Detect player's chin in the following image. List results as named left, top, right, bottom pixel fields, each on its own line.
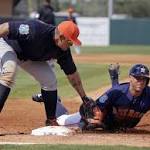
left=135, top=86, right=145, bottom=92
left=59, top=45, right=69, bottom=51
left=61, top=47, right=68, bottom=51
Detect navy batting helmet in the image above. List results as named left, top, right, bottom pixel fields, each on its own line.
left=129, top=64, right=150, bottom=85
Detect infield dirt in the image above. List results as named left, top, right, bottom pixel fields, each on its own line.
left=0, top=54, right=150, bottom=147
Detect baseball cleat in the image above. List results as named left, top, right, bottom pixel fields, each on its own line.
left=32, top=93, right=44, bottom=102
left=45, top=118, right=59, bottom=126
left=108, top=63, right=120, bottom=84
left=32, top=94, right=62, bottom=103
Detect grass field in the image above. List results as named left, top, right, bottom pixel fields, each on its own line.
left=10, top=63, right=129, bottom=99
left=1, top=144, right=150, bottom=150
left=80, top=45, right=150, bottom=54
left=10, top=45, right=150, bottom=99
left=3, top=45, right=150, bottom=149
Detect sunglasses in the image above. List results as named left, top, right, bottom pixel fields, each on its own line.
left=60, top=35, right=73, bottom=46
left=67, top=40, right=73, bottom=46
left=133, top=75, right=148, bottom=81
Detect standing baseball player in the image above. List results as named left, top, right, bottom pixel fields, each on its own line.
left=56, top=64, right=150, bottom=132
left=32, top=6, right=81, bottom=103
left=67, top=6, right=81, bottom=55
left=0, top=20, right=92, bottom=126
left=38, top=0, right=56, bottom=25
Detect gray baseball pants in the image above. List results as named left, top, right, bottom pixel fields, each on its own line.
left=0, top=38, right=57, bottom=90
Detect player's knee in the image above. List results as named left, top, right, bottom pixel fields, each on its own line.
left=41, top=78, right=57, bottom=91
left=0, top=61, right=17, bottom=87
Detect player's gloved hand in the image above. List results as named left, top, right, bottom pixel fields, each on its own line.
left=80, top=96, right=103, bottom=130
left=82, top=96, right=96, bottom=106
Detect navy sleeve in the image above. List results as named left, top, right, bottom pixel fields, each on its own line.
left=57, top=49, right=77, bottom=75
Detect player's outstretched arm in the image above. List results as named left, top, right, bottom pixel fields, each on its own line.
left=67, top=71, right=86, bottom=99
left=0, top=23, right=9, bottom=37
left=79, top=102, right=106, bottom=130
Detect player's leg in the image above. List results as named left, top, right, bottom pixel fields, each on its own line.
left=19, top=60, right=58, bottom=126
left=32, top=93, right=68, bottom=117
left=0, top=38, right=18, bottom=112
left=30, top=59, right=68, bottom=118
left=57, top=112, right=81, bottom=126
left=56, top=100, right=68, bottom=117
left=32, top=59, right=55, bottom=103
left=108, top=63, right=120, bottom=87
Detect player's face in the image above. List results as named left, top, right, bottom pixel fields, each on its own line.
left=129, top=75, right=147, bottom=94
left=55, top=34, right=73, bottom=51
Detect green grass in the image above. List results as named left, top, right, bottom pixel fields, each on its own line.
left=10, top=64, right=129, bottom=99
left=10, top=45, right=150, bottom=99
left=2, top=46, right=150, bottom=149
left=0, top=145, right=149, bottom=150
left=10, top=67, right=40, bottom=99
left=74, top=45, right=150, bottom=55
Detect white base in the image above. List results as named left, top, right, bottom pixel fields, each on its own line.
left=31, top=126, right=74, bottom=136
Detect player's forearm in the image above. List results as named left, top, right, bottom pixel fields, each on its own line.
left=0, top=23, right=9, bottom=37
left=67, top=71, right=86, bottom=98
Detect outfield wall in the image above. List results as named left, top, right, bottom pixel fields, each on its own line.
left=1, top=16, right=150, bottom=46
left=76, top=17, right=150, bottom=46
left=76, top=17, right=110, bottom=46
left=110, top=19, right=150, bottom=45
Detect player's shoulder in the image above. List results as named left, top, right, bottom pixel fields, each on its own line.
left=105, top=82, right=129, bottom=96
left=112, top=82, right=129, bottom=91
left=24, top=19, right=46, bottom=26
left=28, top=19, right=55, bottom=33
left=119, top=82, right=129, bottom=88
left=10, top=19, right=44, bottom=29
left=27, top=19, right=46, bottom=26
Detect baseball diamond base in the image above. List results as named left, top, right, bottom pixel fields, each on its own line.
left=1, top=53, right=150, bottom=145
left=31, top=126, right=76, bottom=136
left=0, top=94, right=150, bottom=146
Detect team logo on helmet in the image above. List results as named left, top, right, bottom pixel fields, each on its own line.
left=140, top=67, right=146, bottom=74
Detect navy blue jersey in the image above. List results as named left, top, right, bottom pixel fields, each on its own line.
left=96, top=83, right=150, bottom=130
left=4, top=20, right=76, bottom=75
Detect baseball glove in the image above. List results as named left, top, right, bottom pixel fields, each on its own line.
left=79, top=96, right=103, bottom=130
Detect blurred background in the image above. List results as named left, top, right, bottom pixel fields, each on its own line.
left=0, top=0, right=150, bottom=99
left=0, top=0, right=150, bottom=46
left=1, top=0, right=150, bottom=18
